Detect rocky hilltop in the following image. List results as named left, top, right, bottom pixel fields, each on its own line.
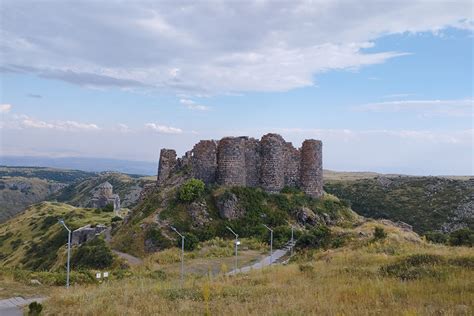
left=157, top=133, right=323, bottom=197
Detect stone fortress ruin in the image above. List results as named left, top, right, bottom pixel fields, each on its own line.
left=157, top=133, right=323, bottom=198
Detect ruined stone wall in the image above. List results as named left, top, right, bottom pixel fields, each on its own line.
left=191, top=140, right=217, bottom=184
left=217, top=137, right=247, bottom=186
left=156, top=133, right=323, bottom=197
left=260, top=134, right=285, bottom=192
left=157, top=149, right=177, bottom=186
left=244, top=138, right=261, bottom=187
left=283, top=142, right=301, bottom=188
left=300, top=140, right=323, bottom=198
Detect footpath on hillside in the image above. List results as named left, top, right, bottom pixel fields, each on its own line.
left=227, top=241, right=295, bottom=275
left=0, top=296, right=46, bottom=316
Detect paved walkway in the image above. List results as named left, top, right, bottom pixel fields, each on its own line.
left=0, top=296, right=46, bottom=316
left=227, top=241, right=295, bottom=275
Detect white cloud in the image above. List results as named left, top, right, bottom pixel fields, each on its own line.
left=355, top=99, right=474, bottom=117
left=179, top=99, right=210, bottom=111
left=116, top=123, right=131, bottom=133
left=277, top=128, right=473, bottom=145
left=1, top=1, right=471, bottom=94
left=145, top=123, right=183, bottom=134
left=2, top=114, right=100, bottom=131
left=0, top=104, right=12, bottom=113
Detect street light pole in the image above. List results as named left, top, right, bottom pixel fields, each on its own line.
left=286, top=220, right=295, bottom=256
left=226, top=226, right=239, bottom=273
left=58, top=219, right=71, bottom=289
left=263, top=224, right=273, bottom=266
left=170, top=226, right=185, bottom=282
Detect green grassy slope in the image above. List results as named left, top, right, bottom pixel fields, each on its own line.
left=50, top=172, right=155, bottom=209
left=112, top=178, right=359, bottom=257
left=45, top=220, right=474, bottom=315
left=0, top=202, right=115, bottom=270
left=324, top=176, right=474, bottom=234
left=0, top=166, right=96, bottom=222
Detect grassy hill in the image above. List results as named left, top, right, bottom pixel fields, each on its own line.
left=0, top=166, right=155, bottom=223
left=0, top=167, right=95, bottom=223
left=0, top=202, right=116, bottom=270
left=50, top=172, right=155, bottom=209
left=112, top=174, right=359, bottom=257
left=2, top=177, right=473, bottom=314
left=43, top=220, right=474, bottom=315
left=324, top=175, right=474, bottom=234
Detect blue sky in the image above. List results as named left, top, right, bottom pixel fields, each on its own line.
left=0, top=1, right=472, bottom=175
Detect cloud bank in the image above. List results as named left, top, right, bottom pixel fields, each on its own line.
left=1, top=1, right=471, bottom=94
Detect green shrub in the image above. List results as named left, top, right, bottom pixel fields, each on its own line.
left=373, top=227, right=387, bottom=240
left=380, top=254, right=446, bottom=280
left=28, top=301, right=43, bottom=315
left=102, top=203, right=114, bottom=212
left=179, top=179, right=205, bottom=202
left=296, top=226, right=331, bottom=249
left=111, top=216, right=123, bottom=223
left=182, top=232, right=199, bottom=251
left=449, top=228, right=474, bottom=247
left=41, top=215, right=59, bottom=230
left=145, top=227, right=172, bottom=250
left=71, top=238, right=114, bottom=269
left=281, top=186, right=302, bottom=194
left=424, top=231, right=448, bottom=244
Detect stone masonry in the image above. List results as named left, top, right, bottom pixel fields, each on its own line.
left=157, top=133, right=323, bottom=198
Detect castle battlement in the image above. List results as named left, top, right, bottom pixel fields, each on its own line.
left=157, top=133, right=323, bottom=197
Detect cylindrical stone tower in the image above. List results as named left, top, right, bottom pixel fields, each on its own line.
left=260, top=133, right=285, bottom=192
left=192, top=140, right=218, bottom=184
left=157, top=149, right=177, bottom=186
left=217, top=137, right=247, bottom=186
left=300, top=140, right=323, bottom=198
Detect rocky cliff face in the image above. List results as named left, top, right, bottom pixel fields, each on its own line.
left=157, top=133, right=323, bottom=197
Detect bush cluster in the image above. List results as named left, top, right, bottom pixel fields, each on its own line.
left=71, top=237, right=114, bottom=269
left=373, top=227, right=387, bottom=240
left=296, top=226, right=331, bottom=249
left=179, top=179, right=205, bottom=202
left=424, top=228, right=473, bottom=247
left=380, top=254, right=447, bottom=280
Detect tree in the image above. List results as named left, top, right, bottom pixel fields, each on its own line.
left=449, top=228, right=474, bottom=247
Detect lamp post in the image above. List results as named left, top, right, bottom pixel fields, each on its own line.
left=263, top=224, right=273, bottom=266
left=170, top=226, right=185, bottom=282
left=58, top=219, right=71, bottom=288
left=286, top=220, right=295, bottom=256
left=226, top=226, right=239, bottom=273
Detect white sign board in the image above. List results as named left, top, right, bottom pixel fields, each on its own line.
left=96, top=272, right=102, bottom=279
left=103, top=272, right=109, bottom=278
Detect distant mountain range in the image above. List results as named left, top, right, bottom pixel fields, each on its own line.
left=0, top=156, right=157, bottom=176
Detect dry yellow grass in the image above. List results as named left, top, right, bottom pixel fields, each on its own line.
left=43, top=232, right=474, bottom=315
